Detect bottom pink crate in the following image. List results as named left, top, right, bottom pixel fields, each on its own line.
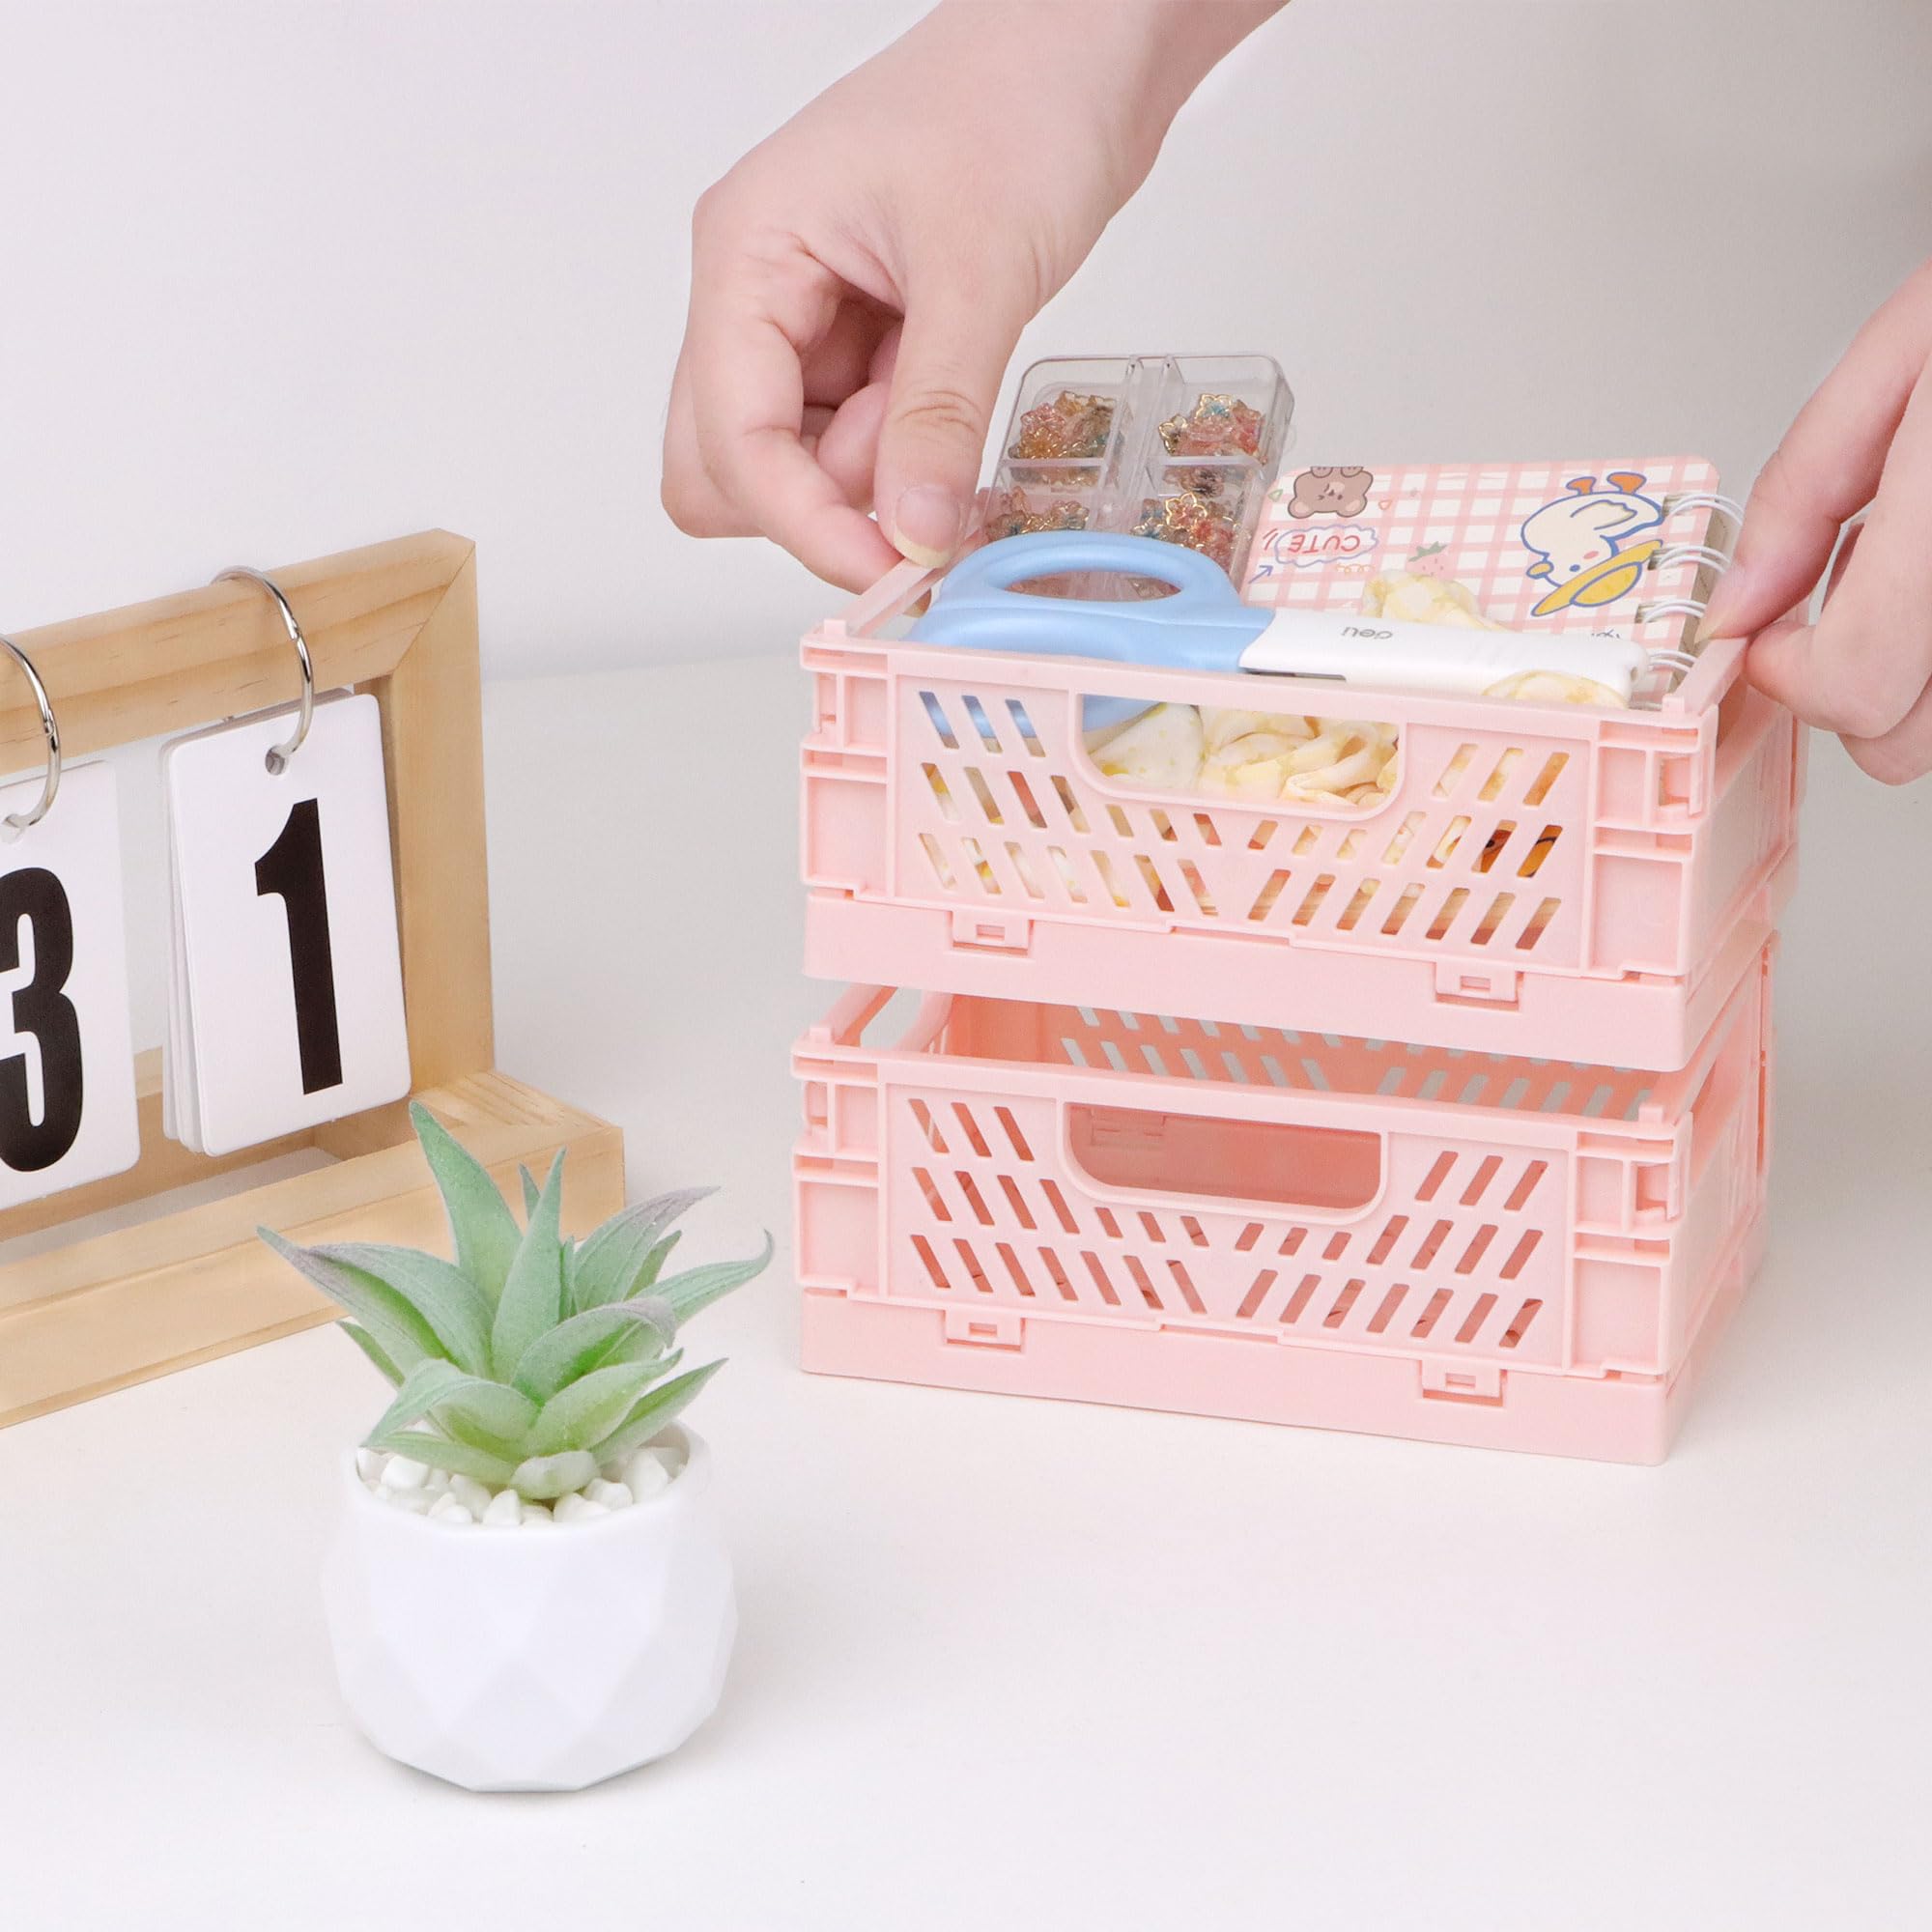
left=793, top=938, right=1774, bottom=1463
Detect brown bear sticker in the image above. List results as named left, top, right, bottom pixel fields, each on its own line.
left=1287, top=466, right=1374, bottom=519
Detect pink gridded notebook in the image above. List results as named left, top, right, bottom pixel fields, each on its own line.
left=1240, top=456, right=1730, bottom=655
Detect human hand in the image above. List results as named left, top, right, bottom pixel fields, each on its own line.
left=1699, top=260, right=1932, bottom=781
left=662, top=1, right=1284, bottom=591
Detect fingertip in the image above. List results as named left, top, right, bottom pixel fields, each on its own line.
left=1843, top=734, right=1927, bottom=786
left=813, top=517, right=903, bottom=593
left=1746, top=616, right=1914, bottom=740
left=886, top=484, right=969, bottom=569
left=1696, top=548, right=1807, bottom=644
left=1692, top=561, right=1754, bottom=643
left=1742, top=616, right=1808, bottom=701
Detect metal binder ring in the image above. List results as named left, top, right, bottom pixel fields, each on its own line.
left=0, top=634, right=62, bottom=833
left=216, top=565, right=314, bottom=774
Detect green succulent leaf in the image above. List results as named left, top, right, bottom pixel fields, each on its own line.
left=570, top=1187, right=715, bottom=1313
left=526, top=1360, right=664, bottom=1457
left=435, top=1384, right=539, bottom=1455
left=367, top=1358, right=538, bottom=1450
left=635, top=1230, right=680, bottom=1292
left=409, top=1101, right=522, bottom=1307
left=492, top=1150, right=566, bottom=1380
left=440, top=1410, right=526, bottom=1462
left=367, top=1358, right=464, bottom=1436
left=338, top=1321, right=405, bottom=1387
left=510, top=1450, right=600, bottom=1501
left=365, top=1429, right=518, bottom=1488
left=652, top=1232, right=774, bottom=1326
left=315, top=1242, right=494, bottom=1378
left=268, top=1136, right=751, bottom=1470
left=510, top=1300, right=676, bottom=1405
left=258, top=1229, right=440, bottom=1375
left=589, top=1359, right=725, bottom=1465
left=519, top=1166, right=542, bottom=1220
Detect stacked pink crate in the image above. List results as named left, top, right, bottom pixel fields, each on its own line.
left=793, top=361, right=1799, bottom=1462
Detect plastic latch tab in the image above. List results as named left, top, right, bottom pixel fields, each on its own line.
left=949, top=908, right=1032, bottom=952
left=1419, top=1359, right=1506, bottom=1403
left=943, top=1307, right=1024, bottom=1349
left=1434, top=959, right=1520, bottom=1006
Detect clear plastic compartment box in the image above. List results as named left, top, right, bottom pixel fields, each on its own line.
left=793, top=937, right=1774, bottom=1463
left=984, top=354, right=1293, bottom=585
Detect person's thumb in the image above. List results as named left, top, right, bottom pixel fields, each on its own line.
left=875, top=265, right=1035, bottom=568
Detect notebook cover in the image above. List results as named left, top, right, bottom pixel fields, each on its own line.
left=1241, top=457, right=1724, bottom=651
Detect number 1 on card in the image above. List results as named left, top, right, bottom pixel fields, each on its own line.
left=254, top=797, right=343, bottom=1095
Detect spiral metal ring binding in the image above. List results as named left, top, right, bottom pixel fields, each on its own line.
left=1654, top=542, right=1732, bottom=576
left=1662, top=490, right=1745, bottom=529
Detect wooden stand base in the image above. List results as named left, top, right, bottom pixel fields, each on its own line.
left=0, top=532, right=622, bottom=1432
left=0, top=1058, right=622, bottom=1430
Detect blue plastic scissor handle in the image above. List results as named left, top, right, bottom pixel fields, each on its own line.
left=907, top=532, right=1271, bottom=671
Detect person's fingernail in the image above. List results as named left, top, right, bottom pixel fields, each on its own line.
left=1693, top=561, right=1752, bottom=644
left=889, top=486, right=966, bottom=567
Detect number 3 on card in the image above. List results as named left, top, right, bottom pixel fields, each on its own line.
left=0, top=763, right=140, bottom=1209
left=164, top=694, right=411, bottom=1154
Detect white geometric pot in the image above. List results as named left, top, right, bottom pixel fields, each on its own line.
left=322, top=1425, right=735, bottom=1791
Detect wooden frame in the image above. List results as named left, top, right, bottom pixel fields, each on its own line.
left=0, top=532, right=623, bottom=1429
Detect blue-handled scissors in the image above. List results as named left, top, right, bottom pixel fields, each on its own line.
left=907, top=532, right=1644, bottom=726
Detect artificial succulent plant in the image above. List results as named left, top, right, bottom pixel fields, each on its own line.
left=260, top=1104, right=769, bottom=1501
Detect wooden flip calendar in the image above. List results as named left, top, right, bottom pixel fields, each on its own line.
left=0, top=531, right=623, bottom=1429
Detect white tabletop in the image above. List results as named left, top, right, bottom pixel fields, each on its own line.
left=5, top=653, right=1927, bottom=1929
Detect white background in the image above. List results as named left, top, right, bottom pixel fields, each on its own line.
left=1, top=5, right=1929, bottom=1926
left=0, top=0, right=1928, bottom=674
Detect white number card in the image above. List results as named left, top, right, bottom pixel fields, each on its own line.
left=0, top=761, right=140, bottom=1208
left=163, top=694, right=411, bottom=1155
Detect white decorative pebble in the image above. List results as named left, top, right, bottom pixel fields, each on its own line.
left=383, top=1485, right=435, bottom=1514
left=554, top=1493, right=609, bottom=1523
left=481, top=1489, right=522, bottom=1527
left=355, top=1447, right=388, bottom=1484
left=519, top=1508, right=555, bottom=1528
left=423, top=1466, right=452, bottom=1494
left=427, top=1494, right=474, bottom=1524
left=448, top=1475, right=492, bottom=1517
left=620, top=1449, right=673, bottom=1500
left=382, top=1455, right=430, bottom=1491
left=584, top=1478, right=633, bottom=1510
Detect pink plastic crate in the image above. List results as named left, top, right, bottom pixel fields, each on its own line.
left=802, top=561, right=1801, bottom=1068
left=794, top=938, right=1773, bottom=1463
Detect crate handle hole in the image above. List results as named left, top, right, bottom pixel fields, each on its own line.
left=1065, top=1104, right=1381, bottom=1212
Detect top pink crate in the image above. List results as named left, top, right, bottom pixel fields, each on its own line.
left=802, top=565, right=1801, bottom=1072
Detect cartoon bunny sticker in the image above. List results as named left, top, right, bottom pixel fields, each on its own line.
left=1519, top=472, right=1664, bottom=615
